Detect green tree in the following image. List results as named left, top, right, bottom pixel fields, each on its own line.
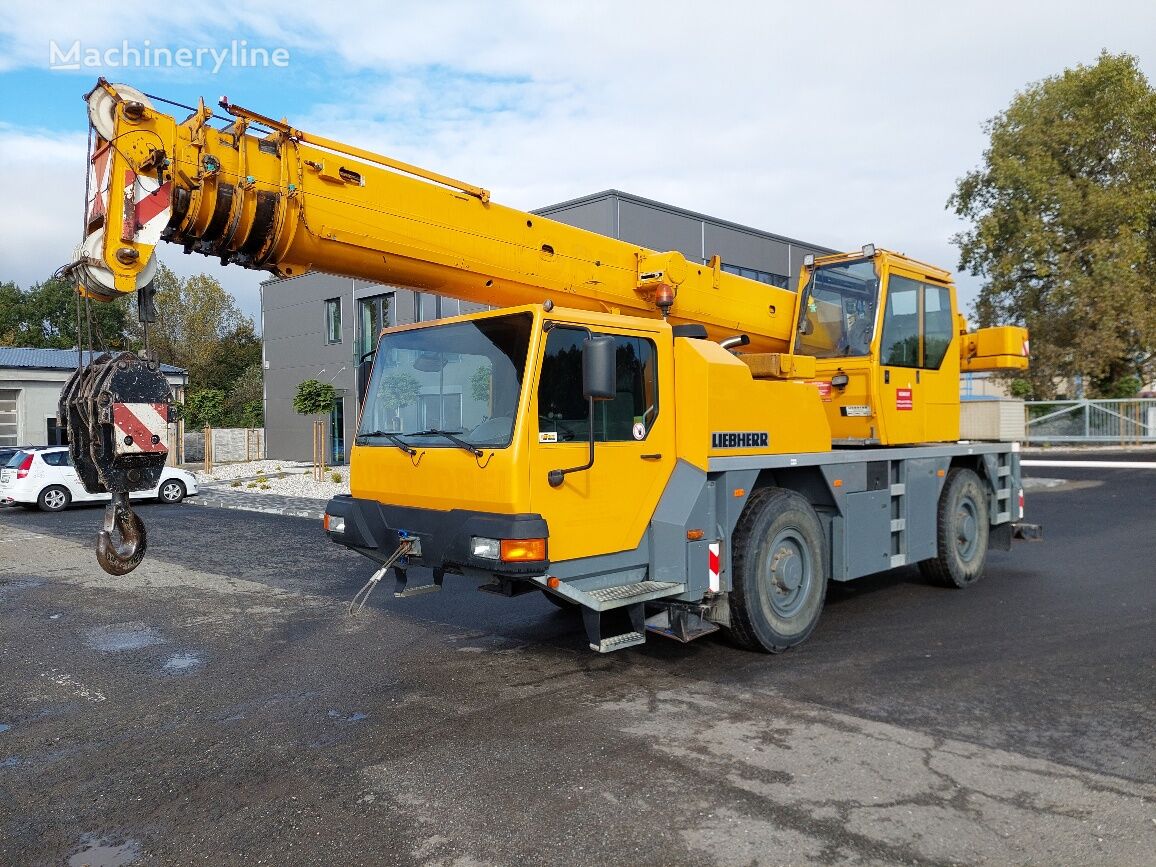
left=949, top=52, right=1156, bottom=398
left=469, top=363, right=492, bottom=405
left=225, top=362, right=264, bottom=428
left=132, top=264, right=258, bottom=390
left=377, top=371, right=421, bottom=428
left=293, top=379, right=338, bottom=416
left=0, top=276, right=130, bottom=349
left=184, top=388, right=228, bottom=428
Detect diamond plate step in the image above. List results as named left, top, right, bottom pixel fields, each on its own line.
left=591, top=631, right=646, bottom=653
left=586, top=580, right=682, bottom=606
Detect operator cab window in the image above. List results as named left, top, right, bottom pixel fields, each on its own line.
left=879, top=275, right=954, bottom=369
left=796, top=259, right=879, bottom=358
left=537, top=328, right=658, bottom=442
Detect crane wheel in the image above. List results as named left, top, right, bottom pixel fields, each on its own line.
left=918, top=467, right=989, bottom=588
left=727, top=487, right=827, bottom=653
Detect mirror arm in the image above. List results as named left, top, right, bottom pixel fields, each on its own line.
left=548, top=397, right=596, bottom=487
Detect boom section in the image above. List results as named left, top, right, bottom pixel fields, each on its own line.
left=78, top=80, right=797, bottom=353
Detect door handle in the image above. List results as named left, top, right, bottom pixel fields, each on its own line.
left=640, top=453, right=662, bottom=461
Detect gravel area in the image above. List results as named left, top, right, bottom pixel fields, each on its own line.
left=192, top=459, right=350, bottom=501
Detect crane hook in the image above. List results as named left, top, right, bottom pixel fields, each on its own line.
left=95, top=491, right=148, bottom=576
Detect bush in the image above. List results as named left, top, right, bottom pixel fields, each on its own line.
left=331, top=471, right=343, bottom=483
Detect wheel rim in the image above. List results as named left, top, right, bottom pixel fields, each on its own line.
left=162, top=482, right=181, bottom=501
left=763, top=528, right=813, bottom=618
left=955, top=497, right=980, bottom=561
left=44, top=489, right=66, bottom=509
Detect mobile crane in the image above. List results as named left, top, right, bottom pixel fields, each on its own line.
left=63, top=79, right=1034, bottom=652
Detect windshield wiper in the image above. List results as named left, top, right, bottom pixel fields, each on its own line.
left=357, top=430, right=417, bottom=455
left=405, top=429, right=483, bottom=457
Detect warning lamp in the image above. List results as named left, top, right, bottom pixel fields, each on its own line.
left=499, top=538, right=547, bottom=562
left=654, top=284, right=675, bottom=319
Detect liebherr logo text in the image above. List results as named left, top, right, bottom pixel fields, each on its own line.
left=711, top=431, right=769, bottom=449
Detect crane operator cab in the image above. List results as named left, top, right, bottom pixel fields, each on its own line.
left=794, top=246, right=962, bottom=446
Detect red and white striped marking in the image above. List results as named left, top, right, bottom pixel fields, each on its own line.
left=112, top=403, right=169, bottom=455
left=121, top=170, right=172, bottom=247
left=88, top=143, right=113, bottom=223
left=708, top=541, right=721, bottom=592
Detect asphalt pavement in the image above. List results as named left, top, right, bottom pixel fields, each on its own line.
left=1, top=450, right=1154, bottom=866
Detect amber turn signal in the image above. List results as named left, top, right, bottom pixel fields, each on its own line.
left=500, top=538, right=547, bottom=562
left=686, top=529, right=705, bottom=541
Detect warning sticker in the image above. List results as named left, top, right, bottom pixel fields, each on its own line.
left=806, top=380, right=832, bottom=401
left=896, top=388, right=914, bottom=411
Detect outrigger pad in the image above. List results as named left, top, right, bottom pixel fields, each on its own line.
left=59, top=351, right=174, bottom=495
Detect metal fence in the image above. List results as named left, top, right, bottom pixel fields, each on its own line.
left=1024, top=399, right=1156, bottom=444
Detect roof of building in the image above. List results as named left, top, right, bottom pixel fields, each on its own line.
left=534, top=189, right=841, bottom=254
left=0, top=347, right=186, bottom=375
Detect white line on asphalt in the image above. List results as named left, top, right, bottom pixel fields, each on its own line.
left=1022, top=460, right=1156, bottom=469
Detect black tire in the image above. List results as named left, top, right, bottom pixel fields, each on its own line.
left=919, top=468, right=989, bottom=588
left=157, top=479, right=186, bottom=504
left=727, top=487, right=828, bottom=653
left=37, top=485, right=71, bottom=512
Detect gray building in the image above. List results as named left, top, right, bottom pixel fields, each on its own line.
left=260, top=190, right=837, bottom=462
left=0, top=348, right=187, bottom=448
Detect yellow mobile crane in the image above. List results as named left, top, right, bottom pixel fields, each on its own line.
left=63, top=79, right=1034, bottom=652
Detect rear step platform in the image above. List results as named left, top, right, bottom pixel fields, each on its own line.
left=582, top=604, right=647, bottom=654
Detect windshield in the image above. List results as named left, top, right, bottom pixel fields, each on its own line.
left=795, top=258, right=880, bottom=358
left=357, top=312, right=533, bottom=449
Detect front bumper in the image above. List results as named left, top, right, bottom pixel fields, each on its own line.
left=323, top=495, right=550, bottom=576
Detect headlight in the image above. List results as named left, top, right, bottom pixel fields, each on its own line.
left=471, top=536, right=500, bottom=559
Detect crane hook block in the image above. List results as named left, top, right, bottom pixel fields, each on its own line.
left=58, top=351, right=174, bottom=576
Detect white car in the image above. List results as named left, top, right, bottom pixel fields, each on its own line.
left=0, top=446, right=198, bottom=512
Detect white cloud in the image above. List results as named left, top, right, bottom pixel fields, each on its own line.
left=2, top=1, right=1154, bottom=320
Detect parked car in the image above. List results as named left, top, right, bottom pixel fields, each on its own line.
left=0, top=446, right=198, bottom=512
left=0, top=445, right=39, bottom=467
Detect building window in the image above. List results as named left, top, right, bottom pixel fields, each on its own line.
left=414, top=293, right=461, bottom=323
left=330, top=391, right=346, bottom=465
left=46, top=416, right=69, bottom=446
left=325, top=298, right=342, bottom=344
left=0, top=389, right=17, bottom=447
left=357, top=294, right=392, bottom=359
left=720, top=263, right=789, bottom=289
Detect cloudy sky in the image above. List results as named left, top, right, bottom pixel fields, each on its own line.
left=1, top=1, right=1153, bottom=327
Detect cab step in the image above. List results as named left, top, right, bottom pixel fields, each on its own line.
left=531, top=576, right=684, bottom=612
left=592, top=631, right=646, bottom=653
left=582, top=603, right=648, bottom=653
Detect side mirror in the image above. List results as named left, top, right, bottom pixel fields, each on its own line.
left=582, top=336, right=616, bottom=400
left=357, top=350, right=375, bottom=405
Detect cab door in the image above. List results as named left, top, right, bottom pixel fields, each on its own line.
left=526, top=323, right=674, bottom=564
left=875, top=269, right=959, bottom=444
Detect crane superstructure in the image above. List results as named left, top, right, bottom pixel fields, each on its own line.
left=63, top=79, right=1035, bottom=652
